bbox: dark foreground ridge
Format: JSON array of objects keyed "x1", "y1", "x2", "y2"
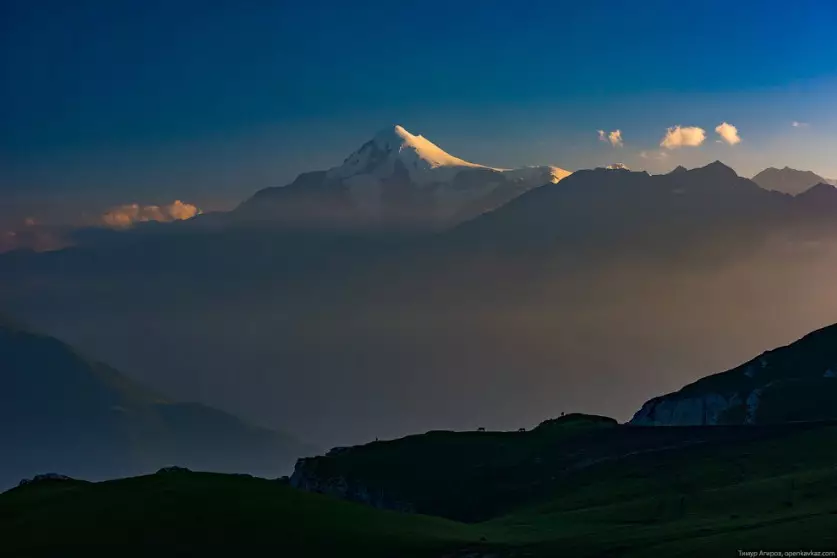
[
  {"x1": 0, "y1": 469, "x2": 484, "y2": 558},
  {"x1": 631, "y1": 322, "x2": 837, "y2": 426},
  {"x1": 4, "y1": 419, "x2": 837, "y2": 557},
  {"x1": 291, "y1": 414, "x2": 837, "y2": 521}
]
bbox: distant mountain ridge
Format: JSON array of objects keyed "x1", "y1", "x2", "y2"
[
  {"x1": 445, "y1": 161, "x2": 815, "y2": 255},
  {"x1": 0, "y1": 316, "x2": 313, "y2": 489},
  {"x1": 631, "y1": 322, "x2": 837, "y2": 426},
  {"x1": 230, "y1": 125, "x2": 571, "y2": 229},
  {"x1": 453, "y1": 161, "x2": 837, "y2": 243},
  {"x1": 6, "y1": 159, "x2": 837, "y2": 449},
  {"x1": 751, "y1": 166, "x2": 835, "y2": 195}
]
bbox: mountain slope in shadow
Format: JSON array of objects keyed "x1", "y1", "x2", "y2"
[{"x1": 0, "y1": 314, "x2": 314, "y2": 489}]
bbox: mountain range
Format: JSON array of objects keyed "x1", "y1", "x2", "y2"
[
  {"x1": 4, "y1": 128, "x2": 837, "y2": 450},
  {"x1": 0, "y1": 315, "x2": 313, "y2": 490},
  {"x1": 227, "y1": 125, "x2": 571, "y2": 230},
  {"x1": 95, "y1": 130, "x2": 837, "y2": 239},
  {"x1": 2, "y1": 127, "x2": 836, "y2": 254}
]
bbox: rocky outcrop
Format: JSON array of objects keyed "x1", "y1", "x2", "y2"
[
  {"x1": 630, "y1": 323, "x2": 837, "y2": 426},
  {"x1": 18, "y1": 473, "x2": 78, "y2": 487},
  {"x1": 630, "y1": 392, "x2": 743, "y2": 426},
  {"x1": 290, "y1": 457, "x2": 415, "y2": 513}
]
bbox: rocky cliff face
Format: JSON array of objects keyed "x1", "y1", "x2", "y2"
[
  {"x1": 287, "y1": 413, "x2": 831, "y2": 523},
  {"x1": 630, "y1": 323, "x2": 837, "y2": 426},
  {"x1": 631, "y1": 392, "x2": 744, "y2": 426},
  {"x1": 290, "y1": 453, "x2": 415, "y2": 513}
]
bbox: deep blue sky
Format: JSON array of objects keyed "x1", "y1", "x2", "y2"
[{"x1": 2, "y1": 0, "x2": 837, "y2": 223}]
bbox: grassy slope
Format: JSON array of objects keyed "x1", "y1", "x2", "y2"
[
  {"x1": 488, "y1": 424, "x2": 837, "y2": 556},
  {"x1": 3, "y1": 423, "x2": 837, "y2": 557},
  {"x1": 0, "y1": 473, "x2": 487, "y2": 558}
]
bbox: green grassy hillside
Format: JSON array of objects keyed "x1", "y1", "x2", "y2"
[
  {"x1": 0, "y1": 471, "x2": 486, "y2": 558},
  {"x1": 486, "y1": 423, "x2": 837, "y2": 556}
]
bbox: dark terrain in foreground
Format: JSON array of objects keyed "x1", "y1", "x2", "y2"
[{"x1": 4, "y1": 415, "x2": 837, "y2": 558}]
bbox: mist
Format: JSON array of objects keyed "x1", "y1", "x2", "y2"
[{"x1": 3, "y1": 221, "x2": 837, "y2": 449}]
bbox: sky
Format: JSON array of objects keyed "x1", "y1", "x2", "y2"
[{"x1": 2, "y1": 0, "x2": 837, "y2": 226}]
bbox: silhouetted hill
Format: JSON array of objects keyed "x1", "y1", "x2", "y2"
[
  {"x1": 793, "y1": 182, "x2": 837, "y2": 219},
  {"x1": 290, "y1": 413, "x2": 837, "y2": 522},
  {"x1": 0, "y1": 317, "x2": 314, "y2": 489},
  {"x1": 0, "y1": 471, "x2": 481, "y2": 558}
]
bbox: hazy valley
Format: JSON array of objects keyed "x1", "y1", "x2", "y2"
[{"x1": 5, "y1": 128, "x2": 837, "y2": 450}]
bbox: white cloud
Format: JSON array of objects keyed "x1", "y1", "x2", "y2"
[
  {"x1": 101, "y1": 200, "x2": 201, "y2": 228},
  {"x1": 598, "y1": 129, "x2": 623, "y2": 147},
  {"x1": 715, "y1": 122, "x2": 741, "y2": 145},
  {"x1": 792, "y1": 121, "x2": 809, "y2": 128},
  {"x1": 660, "y1": 126, "x2": 706, "y2": 149}
]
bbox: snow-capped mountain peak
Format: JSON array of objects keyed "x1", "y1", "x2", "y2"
[
  {"x1": 328, "y1": 125, "x2": 570, "y2": 189},
  {"x1": 374, "y1": 125, "x2": 481, "y2": 168},
  {"x1": 328, "y1": 125, "x2": 487, "y2": 185},
  {"x1": 237, "y1": 124, "x2": 571, "y2": 228}
]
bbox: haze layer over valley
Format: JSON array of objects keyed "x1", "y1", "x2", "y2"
[{"x1": 4, "y1": 127, "x2": 837, "y2": 447}]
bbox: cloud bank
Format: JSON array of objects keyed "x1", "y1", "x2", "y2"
[
  {"x1": 101, "y1": 200, "x2": 201, "y2": 228},
  {"x1": 660, "y1": 126, "x2": 706, "y2": 149},
  {"x1": 715, "y1": 122, "x2": 741, "y2": 145}
]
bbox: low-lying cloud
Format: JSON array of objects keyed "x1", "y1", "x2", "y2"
[
  {"x1": 715, "y1": 122, "x2": 741, "y2": 145},
  {"x1": 598, "y1": 129, "x2": 624, "y2": 147},
  {"x1": 660, "y1": 126, "x2": 706, "y2": 149},
  {"x1": 639, "y1": 150, "x2": 669, "y2": 161},
  {"x1": 101, "y1": 200, "x2": 201, "y2": 228}
]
